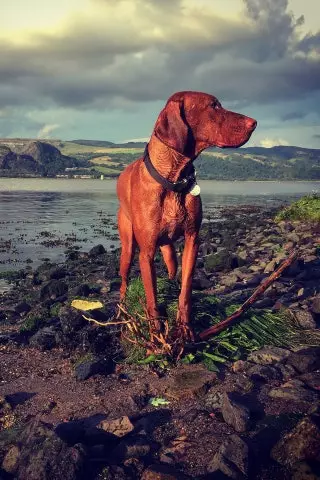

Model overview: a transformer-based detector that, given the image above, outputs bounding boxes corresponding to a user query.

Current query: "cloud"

[281,111,308,121]
[260,137,290,147]
[37,123,60,138]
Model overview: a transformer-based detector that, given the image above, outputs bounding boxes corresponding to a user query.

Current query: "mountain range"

[0,138,319,180]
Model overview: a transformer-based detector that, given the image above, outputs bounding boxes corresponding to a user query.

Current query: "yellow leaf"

[71,299,103,311]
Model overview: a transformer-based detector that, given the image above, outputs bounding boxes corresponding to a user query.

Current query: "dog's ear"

[154,99,189,154]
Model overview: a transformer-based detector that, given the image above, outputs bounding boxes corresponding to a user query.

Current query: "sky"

[0,0,319,148]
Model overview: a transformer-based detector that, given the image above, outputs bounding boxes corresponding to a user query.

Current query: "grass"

[121,277,320,369]
[275,193,320,222]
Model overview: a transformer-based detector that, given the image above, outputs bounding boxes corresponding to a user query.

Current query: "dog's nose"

[246,117,257,130]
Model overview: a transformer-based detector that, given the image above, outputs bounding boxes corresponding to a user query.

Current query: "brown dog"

[117,91,257,342]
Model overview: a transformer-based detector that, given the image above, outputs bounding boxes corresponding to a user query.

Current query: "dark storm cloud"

[281,111,308,121]
[0,0,319,116]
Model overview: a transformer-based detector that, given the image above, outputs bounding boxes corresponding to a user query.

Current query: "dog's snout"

[245,117,257,130]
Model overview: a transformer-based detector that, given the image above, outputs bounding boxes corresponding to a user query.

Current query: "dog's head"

[153,91,257,158]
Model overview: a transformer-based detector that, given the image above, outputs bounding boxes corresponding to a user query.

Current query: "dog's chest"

[161,194,188,236]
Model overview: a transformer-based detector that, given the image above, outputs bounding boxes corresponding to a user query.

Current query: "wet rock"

[166,365,216,400]
[40,279,68,301]
[271,417,320,467]
[88,244,106,257]
[141,464,190,480]
[29,327,57,350]
[207,434,249,479]
[286,347,320,373]
[247,346,291,365]
[289,309,317,329]
[221,393,250,432]
[74,356,114,381]
[99,416,134,438]
[247,364,282,382]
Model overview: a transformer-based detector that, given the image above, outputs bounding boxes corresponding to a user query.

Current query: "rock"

[264,260,277,274]
[221,393,250,433]
[88,244,106,257]
[59,306,86,335]
[112,435,154,461]
[74,356,114,381]
[231,360,253,373]
[287,232,300,244]
[14,302,31,315]
[268,381,319,405]
[286,347,320,373]
[40,279,68,301]
[298,372,320,391]
[204,249,238,273]
[10,418,86,480]
[141,464,190,480]
[247,346,291,365]
[69,283,91,297]
[290,309,317,329]
[247,364,282,382]
[0,396,15,430]
[220,273,238,287]
[29,327,57,350]
[99,416,134,438]
[191,270,211,290]
[2,445,20,475]
[166,365,216,400]
[207,434,249,479]
[48,266,67,280]
[291,461,320,480]
[271,417,320,467]
[204,390,224,411]
[278,364,297,381]
[311,295,320,315]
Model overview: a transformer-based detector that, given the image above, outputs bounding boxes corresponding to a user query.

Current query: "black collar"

[143,144,195,193]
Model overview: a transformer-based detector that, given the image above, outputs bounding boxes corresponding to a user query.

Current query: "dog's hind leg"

[118,208,136,301]
[160,243,178,280]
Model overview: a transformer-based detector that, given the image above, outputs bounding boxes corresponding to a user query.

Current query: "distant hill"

[0,141,85,177]
[0,138,319,180]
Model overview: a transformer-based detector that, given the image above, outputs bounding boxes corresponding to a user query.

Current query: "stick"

[199,249,298,341]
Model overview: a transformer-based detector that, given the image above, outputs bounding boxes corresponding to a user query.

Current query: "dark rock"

[291,461,320,480]
[74,356,114,381]
[88,244,106,257]
[221,393,250,432]
[69,283,91,297]
[248,346,291,365]
[247,364,282,382]
[40,279,68,301]
[204,249,238,273]
[2,445,20,475]
[4,418,86,480]
[14,302,31,315]
[165,365,216,400]
[29,327,57,350]
[271,417,320,467]
[49,266,67,280]
[278,364,297,381]
[192,270,211,290]
[286,347,320,373]
[59,306,86,335]
[298,372,320,391]
[207,434,249,478]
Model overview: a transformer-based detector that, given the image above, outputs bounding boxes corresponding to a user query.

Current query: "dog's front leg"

[139,248,161,331]
[177,233,199,342]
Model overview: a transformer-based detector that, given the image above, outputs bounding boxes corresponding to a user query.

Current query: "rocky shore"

[0,204,320,479]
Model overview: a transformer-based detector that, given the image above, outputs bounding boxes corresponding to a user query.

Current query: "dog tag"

[189,183,201,196]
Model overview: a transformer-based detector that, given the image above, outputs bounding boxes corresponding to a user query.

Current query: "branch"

[199,249,298,341]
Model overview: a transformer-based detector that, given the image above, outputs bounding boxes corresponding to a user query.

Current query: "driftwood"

[198,249,298,341]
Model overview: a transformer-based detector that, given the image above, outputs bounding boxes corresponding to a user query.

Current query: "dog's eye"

[211,102,221,110]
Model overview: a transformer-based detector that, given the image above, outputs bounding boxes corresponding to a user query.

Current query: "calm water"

[0,178,319,274]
